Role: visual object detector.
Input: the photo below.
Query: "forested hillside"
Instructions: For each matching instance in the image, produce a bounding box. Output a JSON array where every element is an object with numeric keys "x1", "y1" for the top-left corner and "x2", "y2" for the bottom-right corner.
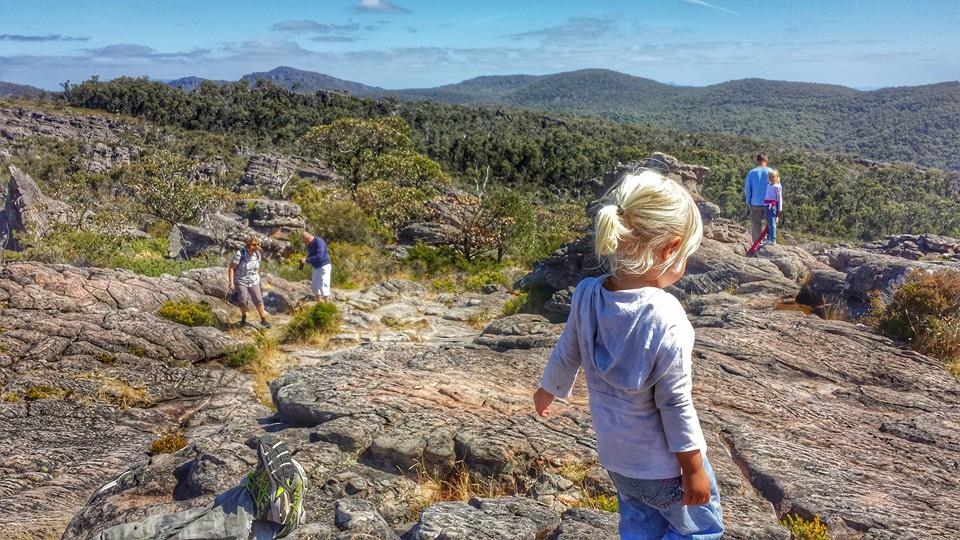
[
  {"x1": 390, "y1": 69, "x2": 960, "y2": 172},
  {"x1": 49, "y1": 76, "x2": 960, "y2": 240}
]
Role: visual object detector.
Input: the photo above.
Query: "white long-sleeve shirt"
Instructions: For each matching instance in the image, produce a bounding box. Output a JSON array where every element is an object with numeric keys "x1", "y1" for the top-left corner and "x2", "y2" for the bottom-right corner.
[
  {"x1": 540, "y1": 276, "x2": 707, "y2": 479},
  {"x1": 765, "y1": 183, "x2": 783, "y2": 211}
]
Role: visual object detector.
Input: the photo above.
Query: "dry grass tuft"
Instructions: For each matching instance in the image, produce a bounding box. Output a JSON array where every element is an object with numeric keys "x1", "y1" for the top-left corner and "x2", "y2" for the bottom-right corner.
[
  {"x1": 149, "y1": 431, "x2": 187, "y2": 455},
  {"x1": 408, "y1": 460, "x2": 517, "y2": 521}
]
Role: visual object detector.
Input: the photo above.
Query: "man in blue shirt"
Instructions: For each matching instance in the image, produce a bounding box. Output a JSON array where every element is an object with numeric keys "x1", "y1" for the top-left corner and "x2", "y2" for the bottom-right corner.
[
  {"x1": 300, "y1": 230, "x2": 332, "y2": 302},
  {"x1": 744, "y1": 152, "x2": 771, "y2": 242}
]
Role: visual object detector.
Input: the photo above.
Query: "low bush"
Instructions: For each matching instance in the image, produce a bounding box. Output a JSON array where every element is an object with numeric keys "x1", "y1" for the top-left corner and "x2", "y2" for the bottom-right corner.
[
  {"x1": 6, "y1": 229, "x2": 217, "y2": 277},
  {"x1": 501, "y1": 292, "x2": 530, "y2": 316},
  {"x1": 157, "y1": 299, "x2": 219, "y2": 327},
  {"x1": 224, "y1": 343, "x2": 259, "y2": 368},
  {"x1": 149, "y1": 432, "x2": 188, "y2": 455},
  {"x1": 780, "y1": 514, "x2": 829, "y2": 540},
  {"x1": 579, "y1": 494, "x2": 619, "y2": 513},
  {"x1": 329, "y1": 242, "x2": 399, "y2": 289},
  {"x1": 461, "y1": 269, "x2": 509, "y2": 293},
  {"x1": 293, "y1": 185, "x2": 380, "y2": 245},
  {"x1": 284, "y1": 303, "x2": 341, "y2": 344},
  {"x1": 869, "y1": 269, "x2": 960, "y2": 375}
]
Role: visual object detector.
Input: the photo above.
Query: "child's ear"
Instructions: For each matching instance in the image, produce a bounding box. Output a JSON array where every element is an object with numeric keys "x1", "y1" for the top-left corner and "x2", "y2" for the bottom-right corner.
[{"x1": 661, "y1": 236, "x2": 682, "y2": 261}]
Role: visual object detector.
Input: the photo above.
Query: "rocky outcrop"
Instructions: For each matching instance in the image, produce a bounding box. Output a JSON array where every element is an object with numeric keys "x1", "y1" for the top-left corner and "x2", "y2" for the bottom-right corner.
[
  {"x1": 0, "y1": 106, "x2": 140, "y2": 174},
  {"x1": 169, "y1": 199, "x2": 307, "y2": 260},
  {"x1": 237, "y1": 198, "x2": 306, "y2": 235},
  {"x1": 236, "y1": 154, "x2": 337, "y2": 198},
  {"x1": 475, "y1": 314, "x2": 561, "y2": 351},
  {"x1": 398, "y1": 222, "x2": 460, "y2": 246},
  {"x1": 0, "y1": 262, "x2": 262, "y2": 538},
  {"x1": 168, "y1": 212, "x2": 289, "y2": 260},
  {"x1": 0, "y1": 165, "x2": 73, "y2": 249}
]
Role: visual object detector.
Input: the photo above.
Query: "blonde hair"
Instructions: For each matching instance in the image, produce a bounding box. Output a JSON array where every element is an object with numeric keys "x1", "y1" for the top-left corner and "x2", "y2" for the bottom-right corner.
[
  {"x1": 594, "y1": 170, "x2": 703, "y2": 277},
  {"x1": 768, "y1": 169, "x2": 780, "y2": 184}
]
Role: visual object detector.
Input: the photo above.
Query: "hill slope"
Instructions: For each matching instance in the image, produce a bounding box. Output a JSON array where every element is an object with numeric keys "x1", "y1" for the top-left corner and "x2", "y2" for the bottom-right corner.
[
  {"x1": 391, "y1": 69, "x2": 960, "y2": 171},
  {"x1": 0, "y1": 81, "x2": 45, "y2": 97},
  {"x1": 240, "y1": 66, "x2": 383, "y2": 95}
]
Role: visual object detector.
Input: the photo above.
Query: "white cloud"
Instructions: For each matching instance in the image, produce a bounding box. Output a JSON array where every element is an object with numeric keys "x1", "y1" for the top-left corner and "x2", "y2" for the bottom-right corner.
[
  {"x1": 357, "y1": 0, "x2": 409, "y2": 14},
  {"x1": 681, "y1": 0, "x2": 738, "y2": 15}
]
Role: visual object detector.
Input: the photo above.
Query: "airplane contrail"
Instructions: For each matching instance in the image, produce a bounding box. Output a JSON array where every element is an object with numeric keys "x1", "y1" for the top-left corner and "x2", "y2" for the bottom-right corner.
[{"x1": 682, "y1": 0, "x2": 739, "y2": 15}]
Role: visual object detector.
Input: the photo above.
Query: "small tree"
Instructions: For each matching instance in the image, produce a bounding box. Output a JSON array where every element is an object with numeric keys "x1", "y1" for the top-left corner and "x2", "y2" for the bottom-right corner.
[
  {"x1": 299, "y1": 116, "x2": 413, "y2": 189},
  {"x1": 124, "y1": 151, "x2": 226, "y2": 225},
  {"x1": 431, "y1": 167, "x2": 536, "y2": 262}
]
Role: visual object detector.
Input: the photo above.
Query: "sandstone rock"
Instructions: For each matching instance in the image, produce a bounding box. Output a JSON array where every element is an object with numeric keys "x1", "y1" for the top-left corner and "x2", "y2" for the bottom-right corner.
[
  {"x1": 168, "y1": 212, "x2": 288, "y2": 260},
  {"x1": 237, "y1": 198, "x2": 305, "y2": 234},
  {"x1": 0, "y1": 165, "x2": 73, "y2": 249},
  {"x1": 0, "y1": 262, "x2": 266, "y2": 538},
  {"x1": 334, "y1": 498, "x2": 400, "y2": 540},
  {"x1": 475, "y1": 314, "x2": 561, "y2": 351},
  {"x1": 236, "y1": 153, "x2": 296, "y2": 197},
  {"x1": 398, "y1": 222, "x2": 460, "y2": 246}
]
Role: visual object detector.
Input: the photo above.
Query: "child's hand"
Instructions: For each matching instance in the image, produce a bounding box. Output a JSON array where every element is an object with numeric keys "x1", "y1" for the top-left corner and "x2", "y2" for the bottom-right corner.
[
  {"x1": 681, "y1": 467, "x2": 711, "y2": 506},
  {"x1": 676, "y1": 450, "x2": 711, "y2": 506},
  {"x1": 533, "y1": 387, "x2": 555, "y2": 417}
]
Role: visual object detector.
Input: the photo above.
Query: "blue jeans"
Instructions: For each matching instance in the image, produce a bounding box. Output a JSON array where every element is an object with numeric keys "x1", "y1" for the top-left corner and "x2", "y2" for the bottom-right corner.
[
  {"x1": 765, "y1": 204, "x2": 778, "y2": 244},
  {"x1": 608, "y1": 456, "x2": 724, "y2": 540}
]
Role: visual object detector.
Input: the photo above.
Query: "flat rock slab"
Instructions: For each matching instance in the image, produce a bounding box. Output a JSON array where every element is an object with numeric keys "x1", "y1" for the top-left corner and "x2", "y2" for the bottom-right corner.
[{"x1": 691, "y1": 295, "x2": 960, "y2": 538}]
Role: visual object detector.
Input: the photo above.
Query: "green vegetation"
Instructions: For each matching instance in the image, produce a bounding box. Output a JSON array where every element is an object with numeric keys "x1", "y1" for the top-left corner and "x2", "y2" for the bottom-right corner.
[
  {"x1": 501, "y1": 292, "x2": 530, "y2": 316},
  {"x1": 780, "y1": 514, "x2": 829, "y2": 540},
  {"x1": 224, "y1": 343, "x2": 259, "y2": 368},
  {"x1": 149, "y1": 432, "x2": 188, "y2": 455},
  {"x1": 869, "y1": 269, "x2": 960, "y2": 376},
  {"x1": 55, "y1": 76, "x2": 960, "y2": 241},
  {"x1": 283, "y1": 303, "x2": 341, "y2": 344},
  {"x1": 5, "y1": 229, "x2": 218, "y2": 277},
  {"x1": 393, "y1": 69, "x2": 960, "y2": 173},
  {"x1": 123, "y1": 150, "x2": 229, "y2": 225},
  {"x1": 156, "y1": 299, "x2": 219, "y2": 327}
]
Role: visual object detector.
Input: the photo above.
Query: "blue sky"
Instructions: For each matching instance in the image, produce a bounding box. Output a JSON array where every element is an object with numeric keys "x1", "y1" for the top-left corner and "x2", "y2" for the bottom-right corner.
[{"x1": 2, "y1": 0, "x2": 958, "y2": 90}]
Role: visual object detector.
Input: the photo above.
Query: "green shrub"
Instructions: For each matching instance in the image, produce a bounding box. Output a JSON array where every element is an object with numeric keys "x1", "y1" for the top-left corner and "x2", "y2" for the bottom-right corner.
[
  {"x1": 780, "y1": 514, "x2": 829, "y2": 540},
  {"x1": 431, "y1": 277, "x2": 457, "y2": 293},
  {"x1": 501, "y1": 292, "x2": 529, "y2": 316},
  {"x1": 157, "y1": 299, "x2": 219, "y2": 327},
  {"x1": 293, "y1": 186, "x2": 379, "y2": 245},
  {"x1": 224, "y1": 343, "x2": 258, "y2": 368},
  {"x1": 329, "y1": 242, "x2": 399, "y2": 289},
  {"x1": 24, "y1": 385, "x2": 72, "y2": 401},
  {"x1": 8, "y1": 229, "x2": 216, "y2": 277},
  {"x1": 870, "y1": 269, "x2": 960, "y2": 373},
  {"x1": 462, "y1": 269, "x2": 509, "y2": 292},
  {"x1": 284, "y1": 303, "x2": 341, "y2": 343}
]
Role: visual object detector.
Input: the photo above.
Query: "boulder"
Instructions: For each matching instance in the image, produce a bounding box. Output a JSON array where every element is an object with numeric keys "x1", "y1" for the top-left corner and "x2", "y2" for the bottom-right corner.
[
  {"x1": 168, "y1": 212, "x2": 288, "y2": 260},
  {"x1": 236, "y1": 153, "x2": 296, "y2": 197},
  {"x1": 398, "y1": 222, "x2": 459, "y2": 246},
  {"x1": 0, "y1": 165, "x2": 73, "y2": 249},
  {"x1": 237, "y1": 199, "x2": 305, "y2": 234},
  {"x1": 474, "y1": 314, "x2": 561, "y2": 351}
]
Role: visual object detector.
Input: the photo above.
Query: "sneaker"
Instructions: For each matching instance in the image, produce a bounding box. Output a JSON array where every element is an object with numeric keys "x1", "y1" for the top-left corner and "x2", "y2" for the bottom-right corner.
[
  {"x1": 245, "y1": 435, "x2": 307, "y2": 537},
  {"x1": 260, "y1": 319, "x2": 272, "y2": 329}
]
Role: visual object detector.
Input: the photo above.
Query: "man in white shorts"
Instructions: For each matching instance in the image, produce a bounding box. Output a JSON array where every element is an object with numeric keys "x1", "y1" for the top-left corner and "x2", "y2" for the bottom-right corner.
[{"x1": 300, "y1": 230, "x2": 332, "y2": 302}]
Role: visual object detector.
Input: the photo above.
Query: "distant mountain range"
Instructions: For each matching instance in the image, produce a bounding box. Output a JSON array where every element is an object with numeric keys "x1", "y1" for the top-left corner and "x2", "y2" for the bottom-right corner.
[
  {"x1": 0, "y1": 81, "x2": 45, "y2": 98},
  {"x1": 3, "y1": 66, "x2": 959, "y2": 170},
  {"x1": 171, "y1": 66, "x2": 960, "y2": 170}
]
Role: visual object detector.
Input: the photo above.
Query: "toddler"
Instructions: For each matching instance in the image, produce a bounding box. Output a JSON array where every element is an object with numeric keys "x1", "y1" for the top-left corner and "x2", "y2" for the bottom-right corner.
[
  {"x1": 764, "y1": 169, "x2": 783, "y2": 245},
  {"x1": 533, "y1": 170, "x2": 724, "y2": 540}
]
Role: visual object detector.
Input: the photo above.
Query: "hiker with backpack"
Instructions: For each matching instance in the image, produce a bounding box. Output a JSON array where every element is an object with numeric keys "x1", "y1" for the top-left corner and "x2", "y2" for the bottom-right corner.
[
  {"x1": 229, "y1": 237, "x2": 271, "y2": 328},
  {"x1": 300, "y1": 231, "x2": 332, "y2": 303}
]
